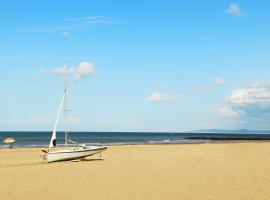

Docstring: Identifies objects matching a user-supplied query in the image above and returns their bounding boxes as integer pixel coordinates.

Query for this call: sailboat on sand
[42,63,107,163]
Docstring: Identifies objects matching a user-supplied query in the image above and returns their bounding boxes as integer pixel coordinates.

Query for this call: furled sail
[49,93,65,148]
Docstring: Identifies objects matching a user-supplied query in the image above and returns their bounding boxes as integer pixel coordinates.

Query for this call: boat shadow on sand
[0,162,44,168]
[81,158,105,162]
[0,158,105,168]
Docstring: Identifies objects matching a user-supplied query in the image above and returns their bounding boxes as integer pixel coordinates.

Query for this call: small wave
[147,139,209,144]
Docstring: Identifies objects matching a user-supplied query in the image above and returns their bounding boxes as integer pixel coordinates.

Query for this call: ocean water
[1,131,270,148]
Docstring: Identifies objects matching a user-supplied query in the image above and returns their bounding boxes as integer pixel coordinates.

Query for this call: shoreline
[1,139,270,149]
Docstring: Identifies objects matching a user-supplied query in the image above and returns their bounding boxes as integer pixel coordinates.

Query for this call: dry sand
[1,142,270,200]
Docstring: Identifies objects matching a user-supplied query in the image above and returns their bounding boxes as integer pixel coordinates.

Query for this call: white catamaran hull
[46,146,107,163]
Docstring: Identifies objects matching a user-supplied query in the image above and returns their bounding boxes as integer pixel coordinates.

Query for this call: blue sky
[1,0,270,131]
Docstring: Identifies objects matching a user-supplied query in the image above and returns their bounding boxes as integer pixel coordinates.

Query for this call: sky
[1,0,270,132]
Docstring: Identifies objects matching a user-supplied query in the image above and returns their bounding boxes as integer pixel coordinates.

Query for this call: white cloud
[26,68,51,81]
[226,3,247,16]
[227,83,270,106]
[147,92,181,102]
[216,82,270,128]
[52,61,96,81]
[214,77,226,86]
[192,77,226,92]
[64,16,116,25]
[19,16,118,36]
[214,105,239,117]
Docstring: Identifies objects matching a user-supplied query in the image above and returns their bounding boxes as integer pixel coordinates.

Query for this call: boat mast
[64,61,68,147]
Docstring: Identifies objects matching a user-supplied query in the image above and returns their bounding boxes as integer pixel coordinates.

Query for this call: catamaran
[42,63,107,163]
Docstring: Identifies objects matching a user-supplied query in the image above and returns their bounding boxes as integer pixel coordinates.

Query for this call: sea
[1,131,270,148]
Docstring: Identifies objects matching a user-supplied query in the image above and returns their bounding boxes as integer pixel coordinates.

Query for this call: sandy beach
[1,142,270,200]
